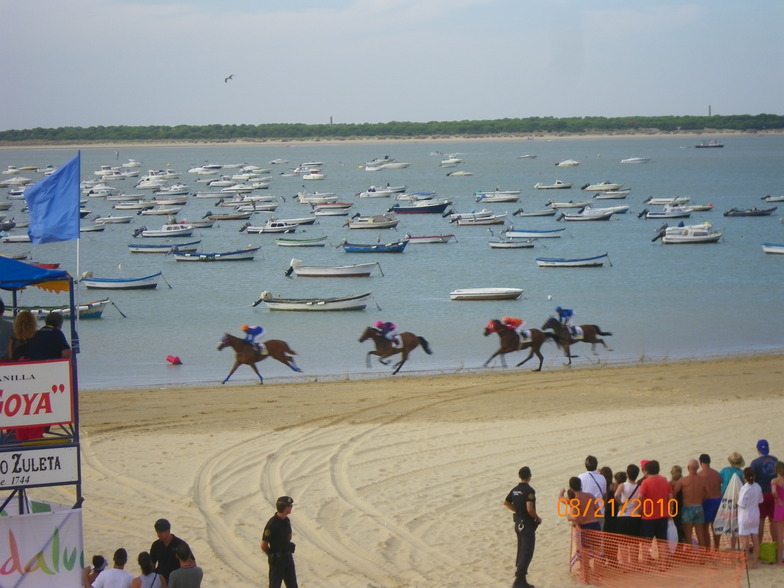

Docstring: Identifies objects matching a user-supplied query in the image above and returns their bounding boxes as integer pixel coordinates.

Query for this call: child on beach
[738,467,763,568]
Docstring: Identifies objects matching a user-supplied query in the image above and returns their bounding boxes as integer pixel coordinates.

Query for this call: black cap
[276,496,294,506]
[154,518,171,532]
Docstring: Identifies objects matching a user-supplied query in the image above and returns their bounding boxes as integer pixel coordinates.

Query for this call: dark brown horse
[483,319,555,371]
[359,326,433,375]
[541,317,613,365]
[217,333,302,384]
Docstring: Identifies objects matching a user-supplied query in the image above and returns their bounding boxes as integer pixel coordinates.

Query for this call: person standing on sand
[260,496,298,588]
[504,466,541,588]
[167,543,202,588]
[738,467,763,568]
[751,439,779,544]
[697,453,723,550]
[673,459,709,548]
[637,460,672,543]
[150,519,193,583]
[578,455,607,527]
[92,548,133,588]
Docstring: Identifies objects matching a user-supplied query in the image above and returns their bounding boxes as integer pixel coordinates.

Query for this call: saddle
[570,327,584,340]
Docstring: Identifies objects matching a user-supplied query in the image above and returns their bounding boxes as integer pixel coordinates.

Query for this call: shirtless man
[698,453,723,550]
[674,459,710,548]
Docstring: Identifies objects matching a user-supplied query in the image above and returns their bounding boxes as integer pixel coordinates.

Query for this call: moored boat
[128,240,201,254]
[285,259,381,278]
[533,180,572,190]
[253,290,373,311]
[344,213,400,229]
[135,224,195,238]
[172,246,260,262]
[449,287,523,301]
[275,236,328,247]
[403,234,456,244]
[81,271,163,289]
[654,222,722,244]
[582,181,623,192]
[502,228,566,239]
[723,206,776,217]
[761,243,784,254]
[535,253,610,268]
[387,200,451,214]
[453,213,507,226]
[512,208,557,217]
[339,239,408,253]
[489,239,535,249]
[19,299,111,320]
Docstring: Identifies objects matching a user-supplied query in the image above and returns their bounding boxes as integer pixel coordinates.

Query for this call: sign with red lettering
[0,361,73,429]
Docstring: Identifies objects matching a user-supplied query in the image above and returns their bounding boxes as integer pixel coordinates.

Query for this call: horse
[359,326,433,375]
[482,319,555,371]
[217,333,302,384]
[541,317,613,365]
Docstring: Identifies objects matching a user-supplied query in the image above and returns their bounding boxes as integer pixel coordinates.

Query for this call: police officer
[504,467,541,588]
[260,496,298,588]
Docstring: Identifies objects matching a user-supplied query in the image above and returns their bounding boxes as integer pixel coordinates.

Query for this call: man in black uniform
[504,466,541,588]
[150,518,194,582]
[260,496,298,588]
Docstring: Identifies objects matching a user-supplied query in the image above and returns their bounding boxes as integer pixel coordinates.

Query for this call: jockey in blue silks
[241,324,268,355]
[555,307,577,337]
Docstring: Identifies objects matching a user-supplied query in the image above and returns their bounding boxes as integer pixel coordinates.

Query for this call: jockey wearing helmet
[241,324,268,355]
[555,306,577,337]
[374,321,399,346]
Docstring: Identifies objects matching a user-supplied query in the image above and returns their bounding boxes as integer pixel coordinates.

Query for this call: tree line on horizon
[1,114,782,143]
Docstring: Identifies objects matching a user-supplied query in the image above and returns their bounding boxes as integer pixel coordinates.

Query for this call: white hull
[450,288,523,301]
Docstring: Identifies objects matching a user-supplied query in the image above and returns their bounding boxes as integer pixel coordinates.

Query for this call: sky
[1,0,782,130]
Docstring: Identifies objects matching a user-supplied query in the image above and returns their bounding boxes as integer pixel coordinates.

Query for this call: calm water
[2,136,783,390]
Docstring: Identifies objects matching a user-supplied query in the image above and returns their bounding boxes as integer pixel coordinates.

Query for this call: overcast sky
[2,0,782,130]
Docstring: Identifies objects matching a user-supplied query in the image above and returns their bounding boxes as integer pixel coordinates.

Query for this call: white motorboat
[121,159,142,168]
[545,200,592,209]
[555,159,581,167]
[363,156,411,171]
[558,208,616,221]
[488,239,536,249]
[534,180,572,190]
[135,224,195,238]
[454,213,507,226]
[242,220,298,234]
[620,157,651,164]
[593,190,631,200]
[448,209,494,222]
[302,170,326,180]
[446,170,473,177]
[449,288,523,301]
[655,222,722,244]
[761,243,784,254]
[297,192,338,204]
[94,214,134,225]
[643,205,692,219]
[344,213,399,229]
[582,181,623,192]
[643,196,691,206]
[357,186,395,198]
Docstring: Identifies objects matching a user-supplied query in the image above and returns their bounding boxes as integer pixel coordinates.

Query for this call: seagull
[224,74,235,83]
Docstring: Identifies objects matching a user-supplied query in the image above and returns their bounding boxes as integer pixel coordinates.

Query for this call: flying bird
[224,74,235,83]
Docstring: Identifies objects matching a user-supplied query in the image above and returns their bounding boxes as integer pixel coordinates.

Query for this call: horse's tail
[418,336,433,355]
[591,326,613,336]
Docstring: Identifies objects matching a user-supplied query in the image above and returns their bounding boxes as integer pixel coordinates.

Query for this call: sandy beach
[34,354,783,587]
[1,129,780,152]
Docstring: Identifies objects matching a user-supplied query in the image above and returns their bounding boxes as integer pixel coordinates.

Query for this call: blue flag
[25,152,80,244]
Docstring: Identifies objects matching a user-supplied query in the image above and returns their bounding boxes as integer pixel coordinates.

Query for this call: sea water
[1,136,782,390]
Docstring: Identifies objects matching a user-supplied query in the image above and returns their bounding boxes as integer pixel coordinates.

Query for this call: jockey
[374,320,399,346]
[555,307,577,337]
[501,317,529,339]
[241,324,268,355]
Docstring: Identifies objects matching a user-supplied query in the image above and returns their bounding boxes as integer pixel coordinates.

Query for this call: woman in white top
[131,552,167,588]
[737,467,764,568]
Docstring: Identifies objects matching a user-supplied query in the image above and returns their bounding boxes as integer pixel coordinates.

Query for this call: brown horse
[217,333,302,384]
[541,317,613,365]
[359,326,433,375]
[483,319,556,371]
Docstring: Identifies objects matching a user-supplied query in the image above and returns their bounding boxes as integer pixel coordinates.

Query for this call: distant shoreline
[1,129,781,151]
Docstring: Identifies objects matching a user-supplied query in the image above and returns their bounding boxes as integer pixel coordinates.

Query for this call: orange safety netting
[569,528,747,587]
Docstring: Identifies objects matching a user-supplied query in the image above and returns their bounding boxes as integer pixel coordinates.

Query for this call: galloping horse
[541,316,613,365]
[483,319,555,371]
[359,326,433,375]
[217,333,302,384]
